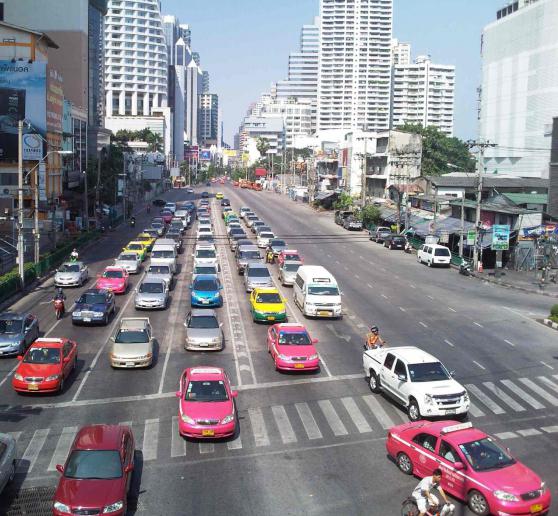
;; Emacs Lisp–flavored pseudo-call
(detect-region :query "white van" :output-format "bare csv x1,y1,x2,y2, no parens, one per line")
151,241,177,273
417,244,451,267
293,265,342,318
174,209,190,228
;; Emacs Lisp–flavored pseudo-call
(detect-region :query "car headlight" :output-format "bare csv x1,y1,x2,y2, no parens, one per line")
493,490,519,502
424,394,434,405
540,481,547,494
463,392,469,402
212,337,221,344
14,373,23,381
53,501,71,514
181,413,195,424
46,374,60,381
305,303,315,309
277,353,290,360
93,311,104,316
221,414,235,424
308,354,319,360
103,500,124,513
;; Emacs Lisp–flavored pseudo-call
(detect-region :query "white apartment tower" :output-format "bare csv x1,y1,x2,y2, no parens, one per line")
391,54,455,136
317,0,393,132
391,39,411,66
104,0,167,120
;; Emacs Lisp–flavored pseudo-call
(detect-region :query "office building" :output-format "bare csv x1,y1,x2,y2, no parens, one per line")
186,59,203,145
202,71,210,93
198,93,219,146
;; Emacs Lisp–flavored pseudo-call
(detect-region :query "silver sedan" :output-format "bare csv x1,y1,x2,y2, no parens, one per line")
184,309,224,351
114,252,141,274
135,278,169,310
54,262,88,287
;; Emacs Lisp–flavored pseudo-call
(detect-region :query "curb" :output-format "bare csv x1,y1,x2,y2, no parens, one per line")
542,318,558,330
470,272,558,299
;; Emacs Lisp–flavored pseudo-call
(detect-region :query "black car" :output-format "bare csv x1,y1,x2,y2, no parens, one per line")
205,181,211,186
72,288,116,326
383,234,406,250
201,191,209,198
221,198,231,206
152,198,166,207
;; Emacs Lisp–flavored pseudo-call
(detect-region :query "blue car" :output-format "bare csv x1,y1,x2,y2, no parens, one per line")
72,288,116,325
0,312,40,356
190,274,223,308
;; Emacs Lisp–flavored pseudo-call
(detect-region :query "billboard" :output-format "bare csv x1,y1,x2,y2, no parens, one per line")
255,168,267,177
0,61,47,160
491,224,510,251
46,67,64,133
199,149,211,161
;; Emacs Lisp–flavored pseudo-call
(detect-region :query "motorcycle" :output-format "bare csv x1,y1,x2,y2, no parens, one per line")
404,241,413,254
53,298,65,320
401,497,455,516
459,259,471,276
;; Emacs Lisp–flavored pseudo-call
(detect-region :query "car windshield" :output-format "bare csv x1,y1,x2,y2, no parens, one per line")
278,332,311,345
459,437,516,472
59,264,80,273
194,266,217,275
248,268,270,278
115,329,148,343
0,319,23,334
64,450,122,480
241,251,260,260
152,250,174,259
198,228,211,234
24,347,60,364
435,248,451,256
283,263,301,272
185,380,228,401
256,293,282,303
308,285,339,296
139,282,164,294
78,293,106,305
103,270,123,279
230,229,244,235
189,316,219,329
148,266,170,274
260,232,274,239
152,222,163,228
283,254,300,261
271,240,286,247
194,279,219,291
196,250,216,258
408,362,450,382
128,244,142,250
118,254,136,261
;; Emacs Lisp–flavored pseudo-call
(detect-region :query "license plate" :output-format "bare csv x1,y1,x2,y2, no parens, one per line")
445,409,456,414
201,300,209,304
318,311,330,317
294,363,305,369
530,504,543,514
202,429,214,437
267,316,275,321
28,384,39,391
83,317,91,322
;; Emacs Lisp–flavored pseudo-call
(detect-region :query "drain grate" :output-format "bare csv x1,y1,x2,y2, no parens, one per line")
3,486,56,516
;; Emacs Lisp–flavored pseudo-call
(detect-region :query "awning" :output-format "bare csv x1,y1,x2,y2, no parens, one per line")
315,191,337,201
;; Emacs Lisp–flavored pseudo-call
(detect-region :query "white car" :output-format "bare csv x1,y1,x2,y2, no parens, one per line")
363,346,469,421
54,262,89,287
164,202,176,214
193,246,219,269
114,253,141,274
417,244,451,267
196,226,214,239
257,231,275,248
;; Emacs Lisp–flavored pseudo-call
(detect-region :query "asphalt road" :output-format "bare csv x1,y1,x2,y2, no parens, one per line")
1,184,557,516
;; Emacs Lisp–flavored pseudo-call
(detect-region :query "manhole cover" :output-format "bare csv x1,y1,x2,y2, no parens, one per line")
3,486,56,516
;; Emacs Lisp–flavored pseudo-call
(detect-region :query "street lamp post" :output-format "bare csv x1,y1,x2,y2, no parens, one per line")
17,120,24,286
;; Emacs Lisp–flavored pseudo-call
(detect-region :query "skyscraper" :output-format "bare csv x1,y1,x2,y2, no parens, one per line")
198,93,219,146
186,60,203,145
317,0,393,132
202,71,210,94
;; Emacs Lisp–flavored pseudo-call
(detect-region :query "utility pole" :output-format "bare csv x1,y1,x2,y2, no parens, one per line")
361,136,367,207
83,169,89,231
17,120,25,287
34,162,40,263
459,194,465,257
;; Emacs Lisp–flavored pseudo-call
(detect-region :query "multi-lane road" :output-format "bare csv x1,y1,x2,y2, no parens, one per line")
1,184,557,515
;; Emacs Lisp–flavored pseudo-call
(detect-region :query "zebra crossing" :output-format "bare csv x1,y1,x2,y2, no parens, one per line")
8,374,558,480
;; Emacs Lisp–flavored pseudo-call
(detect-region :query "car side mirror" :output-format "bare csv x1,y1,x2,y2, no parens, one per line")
219,285,223,290
63,356,70,363
124,464,134,473
453,461,465,471
17,355,23,361
312,338,319,344
56,464,64,474
175,391,182,398
449,370,455,377
189,284,193,289
397,374,407,382
231,391,238,398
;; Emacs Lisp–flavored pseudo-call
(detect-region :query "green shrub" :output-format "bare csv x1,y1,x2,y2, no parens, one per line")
550,304,558,317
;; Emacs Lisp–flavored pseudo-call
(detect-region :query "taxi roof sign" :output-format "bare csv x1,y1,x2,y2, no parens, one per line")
191,367,222,375
440,422,473,435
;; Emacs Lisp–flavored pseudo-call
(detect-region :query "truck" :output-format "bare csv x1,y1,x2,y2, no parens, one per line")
334,209,354,226
362,346,469,421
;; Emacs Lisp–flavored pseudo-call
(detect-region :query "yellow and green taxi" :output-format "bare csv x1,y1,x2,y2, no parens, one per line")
135,232,156,252
215,192,224,200
224,212,238,225
122,241,147,261
249,287,287,323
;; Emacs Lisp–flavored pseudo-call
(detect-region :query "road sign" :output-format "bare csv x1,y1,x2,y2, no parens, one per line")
467,229,476,246
491,224,510,251
439,230,449,243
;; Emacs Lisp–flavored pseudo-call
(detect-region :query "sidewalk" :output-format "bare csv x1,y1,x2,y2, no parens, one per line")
471,268,558,298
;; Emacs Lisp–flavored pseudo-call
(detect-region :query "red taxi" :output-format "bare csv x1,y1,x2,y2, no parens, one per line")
266,323,319,371
277,249,304,267
12,338,77,393
176,367,238,439
96,266,129,294
386,420,551,515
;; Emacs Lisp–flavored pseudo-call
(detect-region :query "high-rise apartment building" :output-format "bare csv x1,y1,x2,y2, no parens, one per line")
479,0,555,178
162,14,180,65
186,60,203,145
317,0,393,132
198,93,219,146
104,0,167,122
179,24,191,47
202,71,210,93
391,39,411,66
391,55,455,136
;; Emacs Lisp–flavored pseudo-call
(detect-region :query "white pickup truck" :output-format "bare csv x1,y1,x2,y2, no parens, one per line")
362,346,469,421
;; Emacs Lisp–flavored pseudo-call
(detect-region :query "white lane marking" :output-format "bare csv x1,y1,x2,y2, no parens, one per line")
295,402,323,440
517,428,542,437
483,382,525,412
367,283,373,289
494,431,519,440
199,442,214,454
504,339,516,347
0,363,19,388
538,376,558,393
227,434,243,450
541,425,558,433
248,407,270,447
409,284,416,289
343,266,348,271
418,321,428,328
518,378,558,406
473,322,484,328
381,294,388,299
326,254,332,258
355,274,360,279
554,375,558,381
48,426,78,471
399,307,406,312
335,260,340,265
142,418,160,461
318,399,348,436
319,354,333,378
540,361,554,370
17,428,49,474
427,295,434,300
448,307,456,312
341,397,372,434
171,417,186,457
381,268,386,272
359,256,364,260
8,431,22,443
472,360,486,371
500,379,544,410
361,395,395,429
444,339,455,348
466,384,505,414
271,405,297,444
467,403,486,418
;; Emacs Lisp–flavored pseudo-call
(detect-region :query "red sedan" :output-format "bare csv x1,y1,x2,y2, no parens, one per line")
96,266,129,294
160,209,173,224
53,425,135,516
12,338,77,393
266,323,319,371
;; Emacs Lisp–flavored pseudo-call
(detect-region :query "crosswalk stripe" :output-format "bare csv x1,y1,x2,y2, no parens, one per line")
483,382,525,411
467,403,485,418
361,395,395,429
500,380,544,410
541,425,558,433
517,428,542,437
142,418,159,461
271,405,297,444
295,402,323,440
494,432,519,440
248,408,270,447
318,400,348,436
538,376,558,393
227,435,243,450
17,428,49,474
466,384,505,414
341,397,372,433
171,417,186,457
519,378,558,407
199,442,214,454
48,426,77,471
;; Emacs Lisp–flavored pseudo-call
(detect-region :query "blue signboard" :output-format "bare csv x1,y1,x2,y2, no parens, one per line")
491,224,510,251
199,150,211,161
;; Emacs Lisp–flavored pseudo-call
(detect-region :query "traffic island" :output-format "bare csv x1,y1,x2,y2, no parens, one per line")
541,318,558,331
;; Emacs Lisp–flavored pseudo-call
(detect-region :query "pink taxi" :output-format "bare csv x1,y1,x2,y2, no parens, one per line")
176,367,238,439
386,420,551,515
96,266,129,294
277,249,303,267
266,323,319,372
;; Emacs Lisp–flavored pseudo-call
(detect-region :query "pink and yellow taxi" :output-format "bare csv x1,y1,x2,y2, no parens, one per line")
386,420,551,516
176,367,238,439
96,266,129,294
277,249,304,267
266,323,319,371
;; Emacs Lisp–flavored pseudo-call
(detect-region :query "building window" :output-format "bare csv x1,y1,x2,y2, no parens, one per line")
124,95,132,115
0,3,4,21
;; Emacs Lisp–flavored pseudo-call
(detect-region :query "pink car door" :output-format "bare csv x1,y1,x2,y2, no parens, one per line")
437,440,467,500
409,431,440,477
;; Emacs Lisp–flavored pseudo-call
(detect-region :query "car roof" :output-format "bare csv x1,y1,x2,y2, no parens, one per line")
142,276,166,284
403,421,486,443
185,366,224,379
275,323,307,332
120,318,149,330
31,338,66,348
253,287,279,294
190,308,217,317
193,274,219,282
0,312,26,320
385,346,439,363
73,424,126,450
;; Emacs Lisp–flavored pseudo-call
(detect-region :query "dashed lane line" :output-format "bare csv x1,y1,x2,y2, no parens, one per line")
444,339,455,348
472,360,486,371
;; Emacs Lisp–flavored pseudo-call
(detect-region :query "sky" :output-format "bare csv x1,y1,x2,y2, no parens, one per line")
162,0,504,145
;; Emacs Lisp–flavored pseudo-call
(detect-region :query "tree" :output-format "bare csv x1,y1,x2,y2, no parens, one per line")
359,205,381,227
333,192,354,210
396,123,476,176
256,137,270,157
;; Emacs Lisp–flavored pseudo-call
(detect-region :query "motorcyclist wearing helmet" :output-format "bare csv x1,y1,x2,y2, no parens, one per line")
365,325,386,350
53,287,66,301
